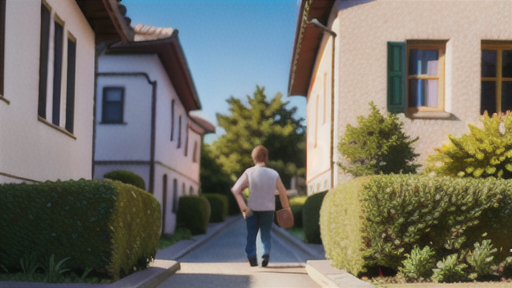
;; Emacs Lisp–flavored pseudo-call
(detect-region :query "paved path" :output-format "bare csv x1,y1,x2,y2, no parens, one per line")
157,217,321,288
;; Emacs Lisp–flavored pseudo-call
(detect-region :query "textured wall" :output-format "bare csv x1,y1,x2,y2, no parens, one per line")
324,0,512,186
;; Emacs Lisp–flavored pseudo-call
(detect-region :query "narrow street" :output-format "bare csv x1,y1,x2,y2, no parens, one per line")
157,217,321,288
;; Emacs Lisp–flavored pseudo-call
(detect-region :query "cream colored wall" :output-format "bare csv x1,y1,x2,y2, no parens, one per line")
306,0,512,189
306,34,335,195
0,0,95,183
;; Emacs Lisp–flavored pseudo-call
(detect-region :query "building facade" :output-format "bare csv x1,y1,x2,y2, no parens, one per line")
288,0,512,194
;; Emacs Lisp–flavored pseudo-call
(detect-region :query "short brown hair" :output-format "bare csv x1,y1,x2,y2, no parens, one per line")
251,145,268,165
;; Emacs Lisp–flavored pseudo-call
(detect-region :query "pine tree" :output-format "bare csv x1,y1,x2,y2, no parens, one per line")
338,102,419,176
209,86,306,188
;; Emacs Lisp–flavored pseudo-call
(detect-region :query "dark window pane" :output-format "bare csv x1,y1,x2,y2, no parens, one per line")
104,103,122,122
0,0,5,96
409,49,421,75
482,50,497,77
503,82,512,113
65,39,76,133
503,50,512,78
481,81,496,115
408,79,425,107
106,89,122,102
52,21,63,126
38,4,51,118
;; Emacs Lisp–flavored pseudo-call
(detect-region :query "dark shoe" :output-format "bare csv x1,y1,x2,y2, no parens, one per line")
262,254,269,267
248,256,258,267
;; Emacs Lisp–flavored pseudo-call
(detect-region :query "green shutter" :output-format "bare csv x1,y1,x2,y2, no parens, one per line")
387,42,406,114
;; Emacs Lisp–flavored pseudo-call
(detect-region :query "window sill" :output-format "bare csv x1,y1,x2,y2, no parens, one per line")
408,111,452,119
0,96,10,105
38,116,77,140
99,122,128,125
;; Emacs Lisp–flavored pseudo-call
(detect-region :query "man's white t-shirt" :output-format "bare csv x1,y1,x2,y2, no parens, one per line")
231,164,279,211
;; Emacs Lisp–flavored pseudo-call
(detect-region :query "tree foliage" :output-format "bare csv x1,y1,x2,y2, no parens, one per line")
427,112,512,179
207,86,306,189
338,102,419,177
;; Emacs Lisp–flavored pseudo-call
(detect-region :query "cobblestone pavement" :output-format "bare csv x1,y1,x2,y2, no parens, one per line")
157,217,321,288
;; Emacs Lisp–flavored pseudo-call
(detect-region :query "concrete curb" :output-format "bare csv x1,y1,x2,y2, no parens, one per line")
305,260,373,288
271,224,326,261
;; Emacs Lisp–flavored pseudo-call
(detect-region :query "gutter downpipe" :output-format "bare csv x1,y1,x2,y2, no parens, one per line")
96,72,157,194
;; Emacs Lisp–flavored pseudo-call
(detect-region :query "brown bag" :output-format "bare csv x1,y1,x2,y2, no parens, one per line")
276,208,294,228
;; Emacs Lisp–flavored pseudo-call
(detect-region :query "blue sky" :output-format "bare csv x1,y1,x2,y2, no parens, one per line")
121,0,306,143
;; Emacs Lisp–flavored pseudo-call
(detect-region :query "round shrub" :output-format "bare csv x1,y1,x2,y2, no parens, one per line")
203,193,228,223
303,191,327,244
176,196,211,235
104,170,146,190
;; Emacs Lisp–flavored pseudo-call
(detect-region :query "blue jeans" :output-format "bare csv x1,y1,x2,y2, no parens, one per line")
245,211,274,258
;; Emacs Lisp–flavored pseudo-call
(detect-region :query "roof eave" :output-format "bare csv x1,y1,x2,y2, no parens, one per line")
107,31,201,112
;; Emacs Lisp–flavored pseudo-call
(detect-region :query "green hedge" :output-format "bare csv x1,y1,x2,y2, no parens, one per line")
203,194,228,223
176,196,211,235
320,175,512,277
104,170,146,191
0,179,160,280
303,191,327,244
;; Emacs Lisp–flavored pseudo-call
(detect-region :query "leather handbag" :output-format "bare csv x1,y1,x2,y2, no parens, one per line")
276,208,294,228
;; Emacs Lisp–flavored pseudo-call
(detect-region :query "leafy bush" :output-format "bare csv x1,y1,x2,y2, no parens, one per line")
103,170,146,190
428,112,512,179
431,254,468,283
0,179,161,280
203,193,228,223
338,102,419,177
289,196,307,228
303,191,327,244
466,239,498,280
320,175,512,277
399,245,436,281
176,196,211,235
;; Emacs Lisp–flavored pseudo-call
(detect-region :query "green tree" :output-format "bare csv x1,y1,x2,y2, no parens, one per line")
208,86,305,190
338,102,419,176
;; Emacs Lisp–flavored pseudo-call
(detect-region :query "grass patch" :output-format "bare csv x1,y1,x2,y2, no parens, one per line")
159,228,193,249
285,226,306,242
0,268,112,284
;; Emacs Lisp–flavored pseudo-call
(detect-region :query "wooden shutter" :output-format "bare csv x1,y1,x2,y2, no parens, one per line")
387,42,406,113
65,38,76,133
38,4,51,118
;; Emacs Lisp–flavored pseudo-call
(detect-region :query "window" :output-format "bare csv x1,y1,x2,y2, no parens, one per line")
172,178,178,213
102,87,124,123
177,115,182,148
162,174,168,233
0,0,5,100
481,42,512,115
192,141,198,163
184,125,189,156
323,72,327,124
37,2,76,133
314,94,319,148
170,99,175,141
387,41,446,114
189,186,194,196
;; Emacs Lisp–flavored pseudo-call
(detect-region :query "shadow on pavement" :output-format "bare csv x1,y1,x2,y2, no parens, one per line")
157,273,251,288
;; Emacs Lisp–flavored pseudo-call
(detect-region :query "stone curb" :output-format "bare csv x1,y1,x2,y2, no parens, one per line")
271,224,326,261
305,260,373,288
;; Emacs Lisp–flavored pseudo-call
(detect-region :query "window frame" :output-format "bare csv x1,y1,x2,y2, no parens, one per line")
481,41,512,115
101,87,125,124
0,0,5,103
406,41,446,113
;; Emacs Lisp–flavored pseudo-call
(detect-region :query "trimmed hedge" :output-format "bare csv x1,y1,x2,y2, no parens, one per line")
0,179,161,280
289,196,307,228
320,175,512,277
303,191,327,244
104,170,146,191
176,196,211,235
203,193,228,223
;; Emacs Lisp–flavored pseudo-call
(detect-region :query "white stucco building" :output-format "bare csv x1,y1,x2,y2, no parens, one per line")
288,0,512,195
94,24,215,234
0,0,132,184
